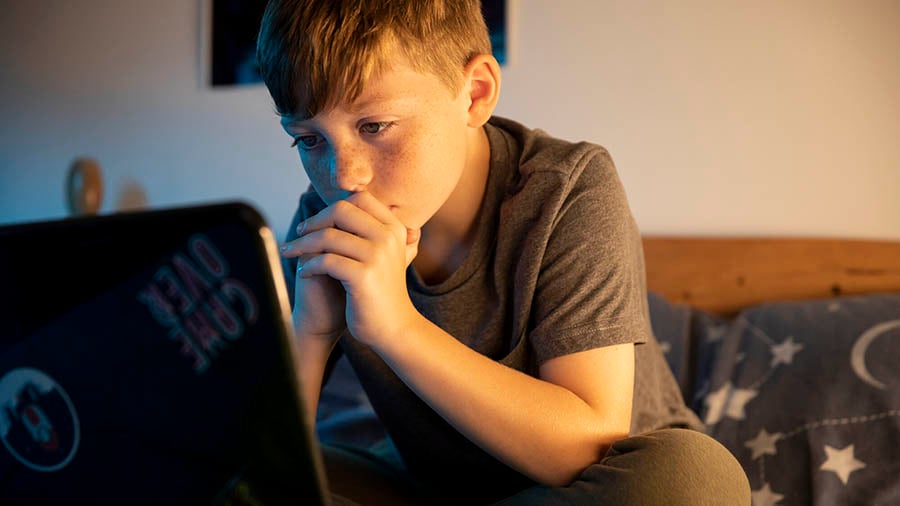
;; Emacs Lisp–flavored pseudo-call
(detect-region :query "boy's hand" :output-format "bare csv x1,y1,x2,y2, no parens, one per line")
281,192,421,347
290,252,347,344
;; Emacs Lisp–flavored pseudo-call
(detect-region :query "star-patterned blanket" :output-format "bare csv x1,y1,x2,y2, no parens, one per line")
649,291,900,506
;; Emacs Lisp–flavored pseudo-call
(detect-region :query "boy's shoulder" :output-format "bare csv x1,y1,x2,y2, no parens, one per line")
486,115,615,180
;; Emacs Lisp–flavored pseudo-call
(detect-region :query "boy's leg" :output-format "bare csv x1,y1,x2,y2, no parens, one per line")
492,428,751,506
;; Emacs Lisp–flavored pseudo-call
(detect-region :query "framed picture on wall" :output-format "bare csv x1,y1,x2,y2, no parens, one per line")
206,0,268,86
483,0,508,65
206,0,511,87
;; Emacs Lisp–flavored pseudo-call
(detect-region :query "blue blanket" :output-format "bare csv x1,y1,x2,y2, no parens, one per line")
650,291,900,506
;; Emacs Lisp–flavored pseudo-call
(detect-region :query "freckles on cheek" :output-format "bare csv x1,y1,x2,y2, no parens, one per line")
386,141,420,182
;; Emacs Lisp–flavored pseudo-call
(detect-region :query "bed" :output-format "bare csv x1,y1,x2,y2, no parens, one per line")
315,236,900,505
643,236,900,505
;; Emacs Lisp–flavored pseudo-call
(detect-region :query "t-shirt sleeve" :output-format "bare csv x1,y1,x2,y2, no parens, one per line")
528,147,652,364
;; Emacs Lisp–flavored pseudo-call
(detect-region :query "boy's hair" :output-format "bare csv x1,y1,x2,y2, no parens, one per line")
256,0,492,118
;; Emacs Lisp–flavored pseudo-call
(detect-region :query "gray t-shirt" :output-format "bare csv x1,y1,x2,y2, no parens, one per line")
283,116,702,502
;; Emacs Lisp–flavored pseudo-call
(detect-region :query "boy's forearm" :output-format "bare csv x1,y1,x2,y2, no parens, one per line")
292,330,338,422
372,314,628,487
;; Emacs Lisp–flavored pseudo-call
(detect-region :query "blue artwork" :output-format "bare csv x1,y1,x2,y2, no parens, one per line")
482,0,507,65
210,0,268,86
210,0,509,86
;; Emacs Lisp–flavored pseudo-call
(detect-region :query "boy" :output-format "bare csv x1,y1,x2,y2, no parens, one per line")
257,1,750,504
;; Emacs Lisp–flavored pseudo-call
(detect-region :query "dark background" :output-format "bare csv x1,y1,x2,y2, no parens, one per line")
211,0,508,86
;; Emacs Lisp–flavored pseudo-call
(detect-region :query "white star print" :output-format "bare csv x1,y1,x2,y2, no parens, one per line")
745,428,782,459
751,483,784,506
706,324,727,342
770,336,804,367
703,382,759,425
820,444,866,485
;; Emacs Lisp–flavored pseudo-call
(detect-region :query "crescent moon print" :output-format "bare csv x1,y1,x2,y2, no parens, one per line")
850,319,900,390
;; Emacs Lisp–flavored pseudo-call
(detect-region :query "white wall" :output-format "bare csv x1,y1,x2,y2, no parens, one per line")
2,0,899,241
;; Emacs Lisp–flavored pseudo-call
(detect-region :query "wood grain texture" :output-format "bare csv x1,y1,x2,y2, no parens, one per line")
641,236,900,316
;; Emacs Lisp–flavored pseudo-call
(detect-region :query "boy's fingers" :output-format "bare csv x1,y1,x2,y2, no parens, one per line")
297,198,382,239
302,228,374,262
406,227,421,245
345,192,415,246
287,228,420,266
405,228,421,266
344,192,396,226
405,242,419,267
297,192,413,250
296,252,360,282
296,192,385,236
282,225,368,259
294,252,315,272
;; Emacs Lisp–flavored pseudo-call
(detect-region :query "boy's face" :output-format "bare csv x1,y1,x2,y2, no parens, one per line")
280,58,472,230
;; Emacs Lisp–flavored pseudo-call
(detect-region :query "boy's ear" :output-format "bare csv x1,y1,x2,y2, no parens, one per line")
462,54,501,128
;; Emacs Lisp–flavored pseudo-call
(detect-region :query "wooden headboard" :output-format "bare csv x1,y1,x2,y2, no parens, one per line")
641,236,900,317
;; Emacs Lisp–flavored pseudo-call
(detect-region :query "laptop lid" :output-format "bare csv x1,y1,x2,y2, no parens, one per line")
0,201,330,506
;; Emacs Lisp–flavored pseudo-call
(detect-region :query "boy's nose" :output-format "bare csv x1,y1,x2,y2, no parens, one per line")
330,150,373,192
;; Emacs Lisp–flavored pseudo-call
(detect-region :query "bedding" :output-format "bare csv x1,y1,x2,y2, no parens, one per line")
650,291,900,506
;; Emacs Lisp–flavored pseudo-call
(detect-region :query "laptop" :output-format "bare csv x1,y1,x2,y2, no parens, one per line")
0,201,330,506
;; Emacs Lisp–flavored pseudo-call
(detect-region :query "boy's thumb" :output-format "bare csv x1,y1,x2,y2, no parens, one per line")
406,228,421,245
405,228,421,266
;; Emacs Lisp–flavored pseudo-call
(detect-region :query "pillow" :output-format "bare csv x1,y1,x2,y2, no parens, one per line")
647,291,728,414
697,292,900,505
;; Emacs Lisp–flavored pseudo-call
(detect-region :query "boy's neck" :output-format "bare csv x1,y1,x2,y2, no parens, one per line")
413,125,491,284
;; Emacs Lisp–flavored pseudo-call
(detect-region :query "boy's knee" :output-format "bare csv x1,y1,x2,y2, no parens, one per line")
589,428,751,506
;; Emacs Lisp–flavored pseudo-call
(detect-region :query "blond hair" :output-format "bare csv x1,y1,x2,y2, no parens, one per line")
256,0,492,118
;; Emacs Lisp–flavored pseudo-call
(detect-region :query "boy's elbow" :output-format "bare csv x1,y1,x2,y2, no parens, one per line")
537,429,631,487
542,464,593,488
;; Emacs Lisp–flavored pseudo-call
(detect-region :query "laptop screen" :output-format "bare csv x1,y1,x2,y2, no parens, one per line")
0,202,328,505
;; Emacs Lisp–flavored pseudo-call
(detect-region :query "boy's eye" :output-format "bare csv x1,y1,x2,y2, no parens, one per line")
291,135,323,150
360,121,392,135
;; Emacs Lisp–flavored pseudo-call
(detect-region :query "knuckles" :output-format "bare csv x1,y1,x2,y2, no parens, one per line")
320,227,342,242
332,199,355,214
